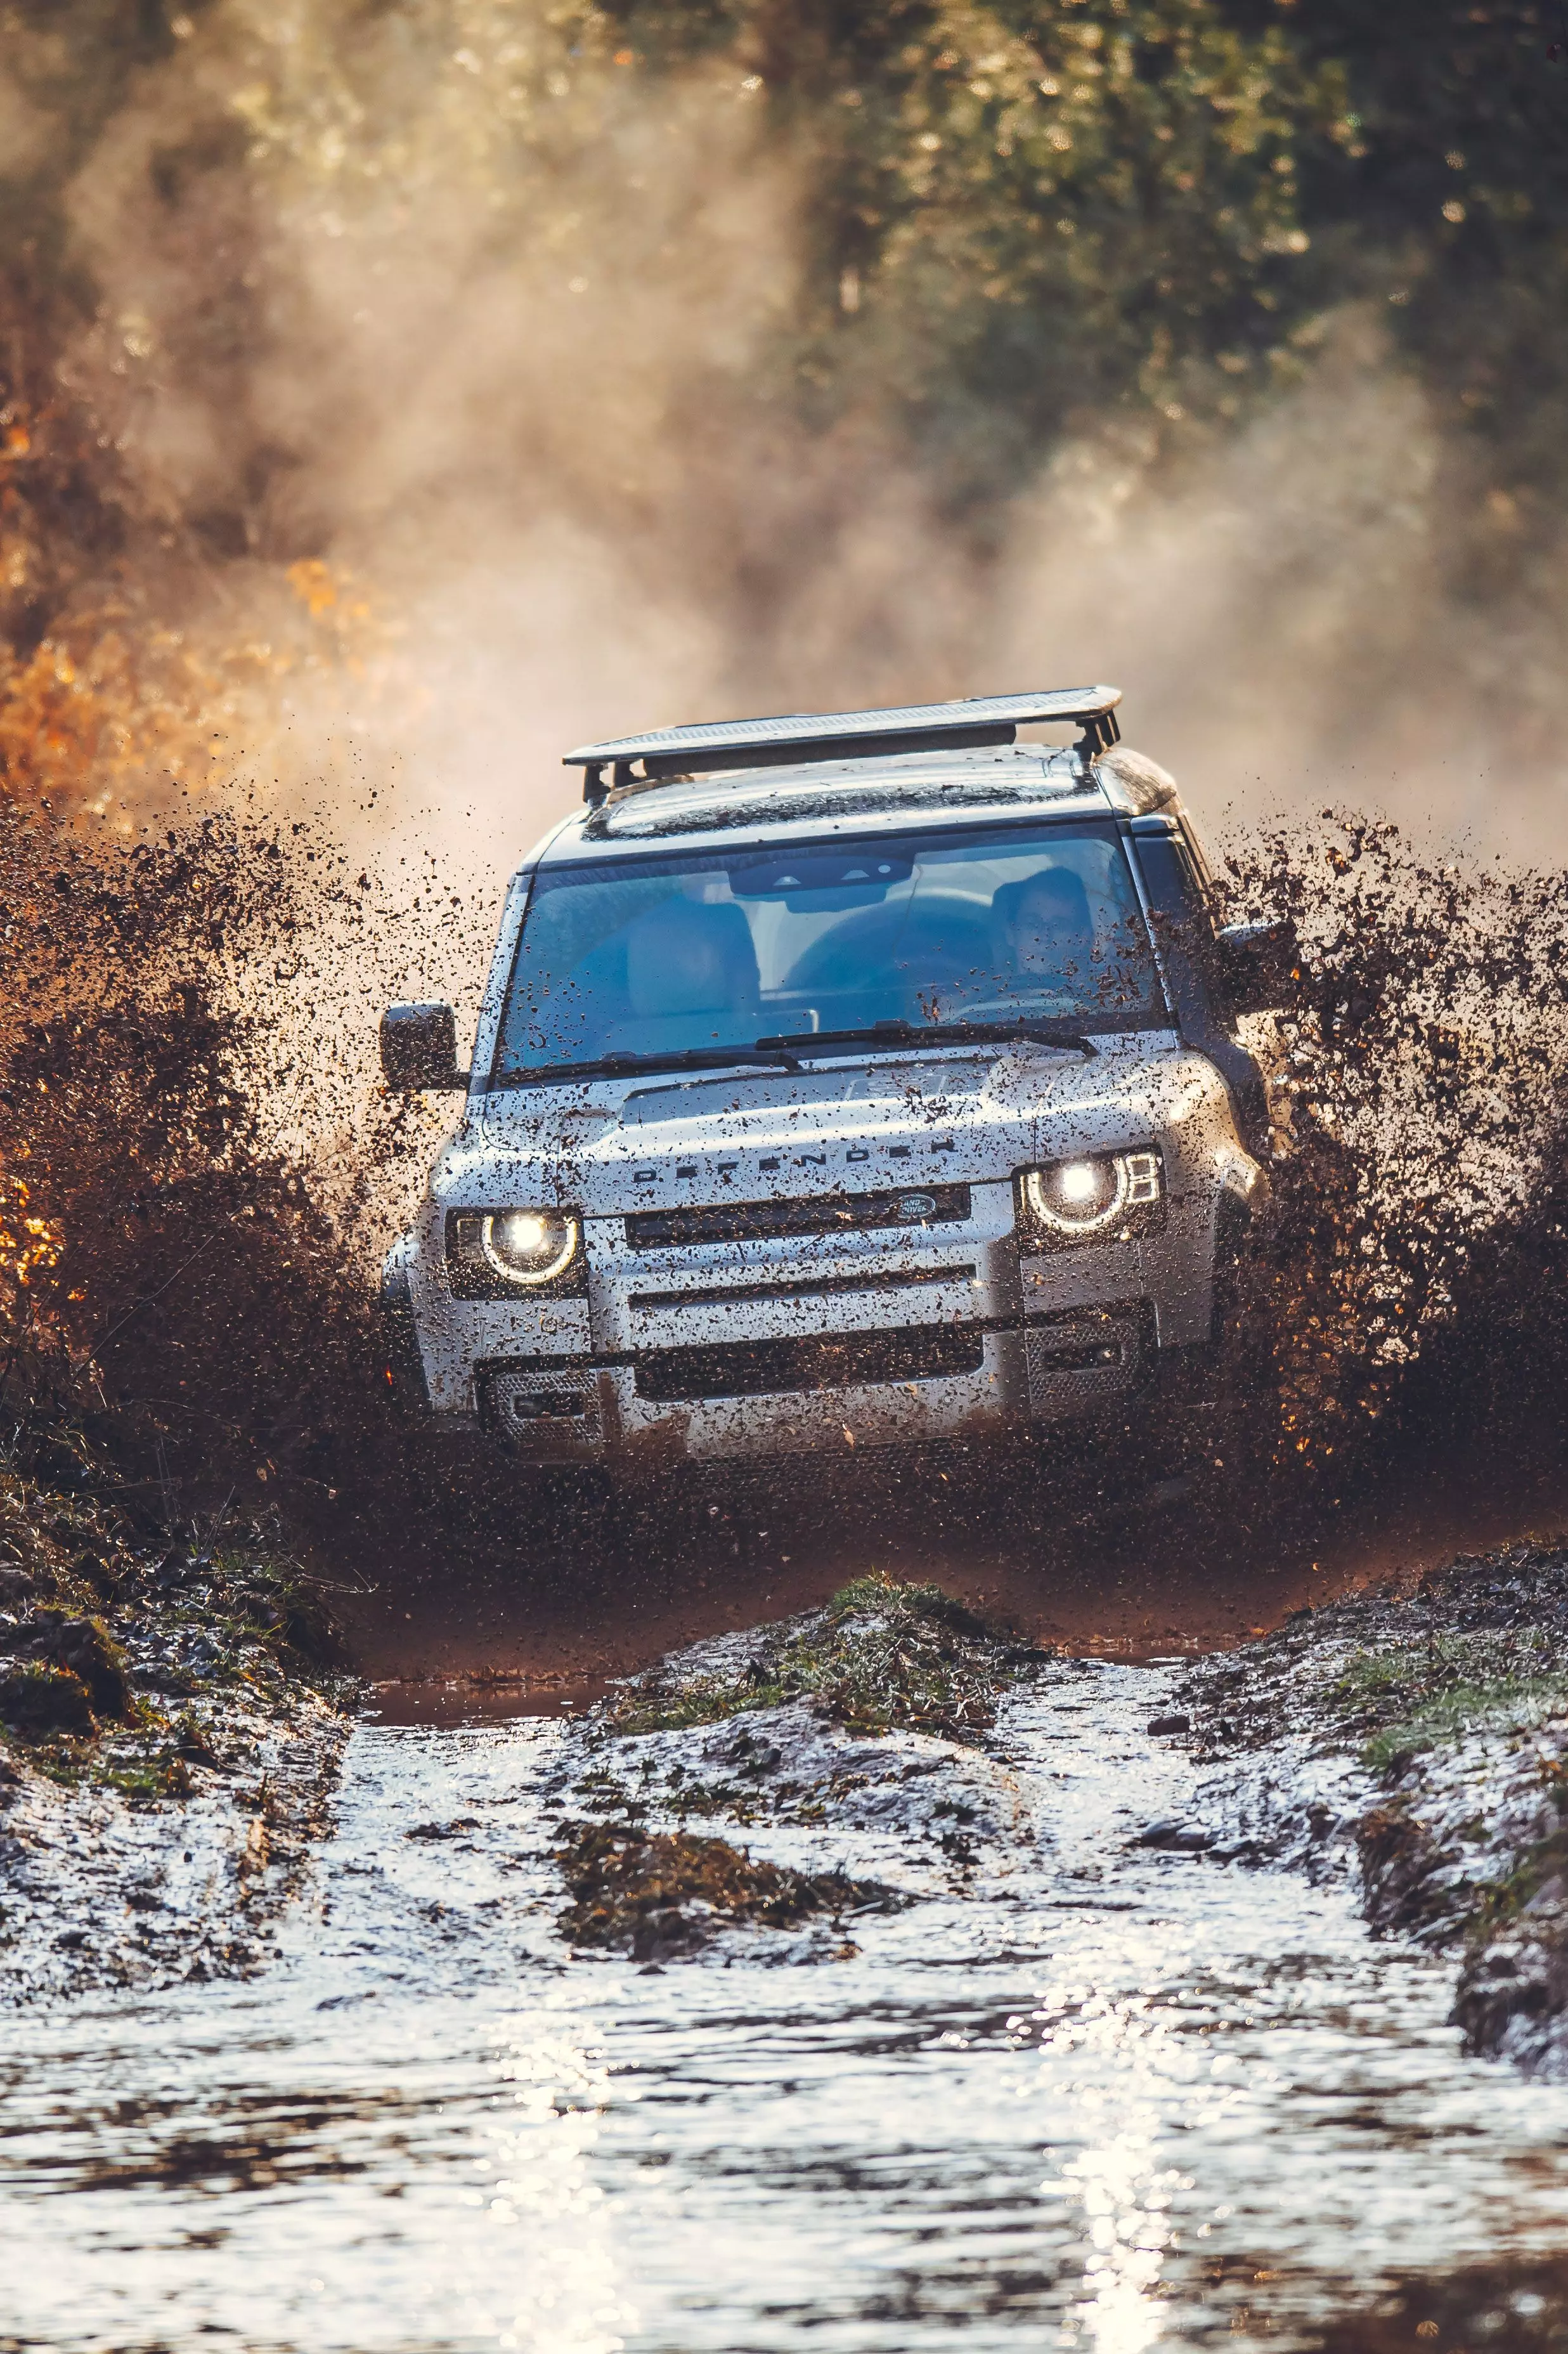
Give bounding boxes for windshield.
[491,820,1165,1083]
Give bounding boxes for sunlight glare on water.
[4,1661,1568,2352]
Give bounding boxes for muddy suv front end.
[380,690,1280,1486]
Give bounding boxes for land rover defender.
[379,689,1281,1486]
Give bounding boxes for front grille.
[626,1184,971,1251]
[631,1265,975,1310]
[635,1322,986,1403]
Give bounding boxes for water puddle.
[371,1675,611,1728]
[4,1660,1568,2351]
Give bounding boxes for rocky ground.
[0,1457,351,2000]
[1174,1541,1568,2078]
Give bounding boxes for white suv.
[379,690,1281,1487]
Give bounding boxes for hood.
[432,1035,1186,1214]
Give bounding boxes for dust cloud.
[23,2,1564,890]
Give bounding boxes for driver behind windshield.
[493,824,1164,1081]
[1002,868,1096,999]
[619,897,761,1051]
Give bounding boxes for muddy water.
[6,1662,1568,2353]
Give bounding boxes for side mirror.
[380,1002,469,1092]
[1212,920,1302,1015]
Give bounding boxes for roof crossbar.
[564,688,1122,808]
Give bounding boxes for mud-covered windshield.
[491,820,1165,1083]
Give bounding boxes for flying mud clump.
[1214,814,1568,1518]
[0,796,503,1583]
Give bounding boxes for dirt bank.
[1176,1540,1568,2077]
[14,1455,1568,2081]
[0,1457,352,2000]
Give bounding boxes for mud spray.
[4,3,1568,1676]
[4,784,1568,1683]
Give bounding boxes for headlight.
[446,1209,585,1297]
[1017,1150,1164,1245]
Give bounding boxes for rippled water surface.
[6,1660,1568,2353]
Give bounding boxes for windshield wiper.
[933,1019,1097,1058]
[495,1020,1097,1089]
[756,1018,1097,1059]
[497,1044,803,1087]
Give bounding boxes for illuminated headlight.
[446,1209,585,1297]
[1018,1150,1164,1245]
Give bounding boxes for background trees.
[3,3,1566,812]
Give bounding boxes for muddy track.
[8,1571,1568,2351]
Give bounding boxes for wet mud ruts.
[1180,1540,1568,2076]
[0,1469,349,2000]
[11,1572,1568,2349]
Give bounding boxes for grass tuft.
[602,1575,1027,1746]
[1326,1631,1568,1767]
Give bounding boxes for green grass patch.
[1364,1679,1568,1769]
[602,1575,1021,1746]
[1326,1630,1568,1767]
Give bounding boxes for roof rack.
[564,687,1122,808]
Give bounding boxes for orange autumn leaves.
[0,1169,63,1302]
[0,400,376,823]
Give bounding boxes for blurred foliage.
[608,0,1354,491]
[1266,1,1568,578]
[1,0,1567,769]
[602,0,1568,510]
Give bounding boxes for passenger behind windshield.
[493,821,1165,1081]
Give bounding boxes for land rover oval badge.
[897,1192,938,1220]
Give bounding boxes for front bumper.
[479,1301,1153,1467]
[394,1171,1226,1472]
